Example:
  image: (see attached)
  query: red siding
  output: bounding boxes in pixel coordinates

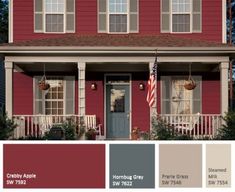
[202,74,221,114]
[13,0,223,43]
[13,72,33,115]
[132,74,150,132]
[139,0,222,42]
[85,73,104,132]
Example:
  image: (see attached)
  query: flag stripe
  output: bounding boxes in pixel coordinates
[146,74,156,107]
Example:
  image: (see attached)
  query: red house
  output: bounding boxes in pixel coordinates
[0,0,233,139]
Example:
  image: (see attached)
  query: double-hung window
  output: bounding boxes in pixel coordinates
[98,0,139,33]
[161,76,201,114]
[34,76,75,115]
[45,0,65,32]
[161,0,201,33]
[109,0,128,33]
[34,0,75,33]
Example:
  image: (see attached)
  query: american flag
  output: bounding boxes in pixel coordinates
[146,56,157,108]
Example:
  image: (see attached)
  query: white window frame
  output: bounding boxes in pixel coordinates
[34,76,66,115]
[44,0,66,33]
[170,0,193,33]
[107,0,130,34]
[161,76,202,114]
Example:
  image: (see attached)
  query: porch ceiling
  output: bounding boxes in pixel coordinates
[15,62,77,72]
[158,63,219,72]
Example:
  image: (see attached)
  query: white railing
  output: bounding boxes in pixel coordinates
[159,114,222,138]
[12,115,101,139]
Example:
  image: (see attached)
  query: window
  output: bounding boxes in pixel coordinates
[172,0,191,32]
[161,76,201,114]
[109,0,128,33]
[45,0,65,32]
[34,76,75,115]
[98,0,139,33]
[34,0,75,33]
[161,0,201,33]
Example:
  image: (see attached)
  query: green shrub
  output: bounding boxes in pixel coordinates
[0,112,17,140]
[216,111,235,140]
[150,116,193,140]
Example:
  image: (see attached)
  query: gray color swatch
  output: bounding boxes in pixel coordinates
[110,144,155,188]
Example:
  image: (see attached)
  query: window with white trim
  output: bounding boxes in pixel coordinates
[109,0,128,33]
[34,0,75,33]
[161,76,201,114]
[161,0,201,33]
[98,0,139,33]
[34,76,75,115]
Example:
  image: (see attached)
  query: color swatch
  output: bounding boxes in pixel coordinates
[159,144,202,188]
[109,144,155,188]
[206,144,231,188]
[3,144,105,188]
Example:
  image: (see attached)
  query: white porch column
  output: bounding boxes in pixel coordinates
[5,61,13,118]
[220,61,229,115]
[78,62,86,116]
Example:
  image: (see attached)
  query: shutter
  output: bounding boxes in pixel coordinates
[192,76,201,113]
[161,0,170,33]
[98,0,107,33]
[161,76,171,114]
[129,0,139,33]
[34,0,43,32]
[66,0,75,32]
[65,76,75,114]
[192,0,201,32]
[34,76,43,114]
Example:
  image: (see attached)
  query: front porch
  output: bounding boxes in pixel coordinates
[4,54,229,140]
[12,114,222,139]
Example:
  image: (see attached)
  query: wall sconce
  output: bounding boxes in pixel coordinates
[91,83,97,90]
[139,83,144,90]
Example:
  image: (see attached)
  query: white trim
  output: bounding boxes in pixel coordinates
[104,73,132,139]
[8,0,13,43]
[4,56,230,64]
[220,62,229,115]
[78,62,86,116]
[5,61,13,117]
[222,0,227,43]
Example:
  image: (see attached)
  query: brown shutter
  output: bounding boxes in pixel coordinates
[66,0,75,32]
[34,0,43,32]
[98,0,107,33]
[192,0,202,32]
[161,0,170,33]
[129,0,139,33]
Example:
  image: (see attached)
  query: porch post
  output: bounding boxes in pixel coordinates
[78,62,86,116]
[5,61,13,118]
[220,61,229,115]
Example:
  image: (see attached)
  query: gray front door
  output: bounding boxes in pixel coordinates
[106,85,130,139]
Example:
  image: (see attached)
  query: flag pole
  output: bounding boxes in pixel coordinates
[153,50,158,115]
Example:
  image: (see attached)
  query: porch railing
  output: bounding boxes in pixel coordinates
[12,115,99,139]
[159,114,222,138]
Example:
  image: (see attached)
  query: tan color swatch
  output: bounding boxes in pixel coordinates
[159,144,202,188]
[206,144,231,188]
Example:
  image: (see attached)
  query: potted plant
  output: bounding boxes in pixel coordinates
[139,131,150,140]
[85,128,97,140]
[38,76,50,91]
[184,77,196,90]
[131,126,140,140]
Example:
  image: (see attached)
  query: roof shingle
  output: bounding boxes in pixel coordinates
[1,34,229,47]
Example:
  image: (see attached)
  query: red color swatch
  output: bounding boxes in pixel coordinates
[3,144,105,188]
